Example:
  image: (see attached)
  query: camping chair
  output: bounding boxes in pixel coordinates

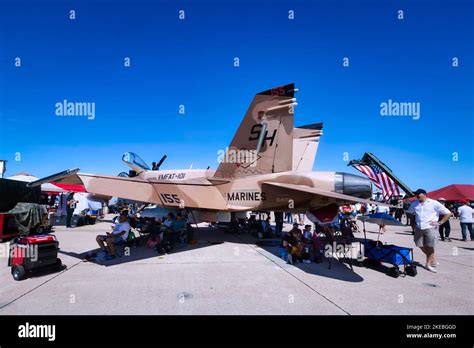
[320,228,355,270]
[114,230,137,257]
[174,229,188,249]
[125,230,137,247]
[137,218,155,239]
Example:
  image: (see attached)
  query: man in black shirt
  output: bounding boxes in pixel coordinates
[280,229,302,264]
[66,192,77,228]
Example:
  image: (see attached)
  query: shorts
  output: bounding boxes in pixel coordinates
[414,228,437,248]
[98,235,123,244]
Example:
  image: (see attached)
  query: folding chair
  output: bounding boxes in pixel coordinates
[174,229,188,249]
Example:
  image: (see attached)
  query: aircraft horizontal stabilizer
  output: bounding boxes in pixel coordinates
[26,168,80,188]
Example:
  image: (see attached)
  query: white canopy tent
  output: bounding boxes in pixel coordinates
[7,173,65,193]
[72,192,102,215]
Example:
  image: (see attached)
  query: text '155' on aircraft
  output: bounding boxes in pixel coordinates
[35,83,383,224]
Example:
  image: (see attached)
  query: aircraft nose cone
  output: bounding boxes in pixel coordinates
[335,172,372,199]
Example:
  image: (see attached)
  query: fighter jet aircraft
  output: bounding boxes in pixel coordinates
[41,83,380,223]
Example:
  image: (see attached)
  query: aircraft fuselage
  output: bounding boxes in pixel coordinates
[138,169,371,213]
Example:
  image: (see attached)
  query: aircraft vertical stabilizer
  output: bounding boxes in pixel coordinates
[214,83,297,178]
[292,123,323,172]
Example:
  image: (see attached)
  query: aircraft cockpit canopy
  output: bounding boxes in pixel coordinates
[122,152,150,172]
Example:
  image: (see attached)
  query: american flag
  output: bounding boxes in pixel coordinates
[353,163,401,200]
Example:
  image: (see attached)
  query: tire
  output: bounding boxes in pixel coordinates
[12,265,26,281]
[406,265,417,277]
[54,258,62,271]
[363,258,377,267]
[388,267,401,278]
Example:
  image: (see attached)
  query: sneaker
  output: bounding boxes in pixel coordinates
[446,238,452,242]
[431,262,439,267]
[426,265,437,273]
[462,239,467,242]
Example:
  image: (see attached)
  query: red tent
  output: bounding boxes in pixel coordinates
[408,184,474,201]
[51,182,86,193]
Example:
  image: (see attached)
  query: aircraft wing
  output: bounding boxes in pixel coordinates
[262,182,390,206]
[55,172,228,210]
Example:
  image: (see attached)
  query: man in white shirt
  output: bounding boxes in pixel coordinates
[96,214,131,258]
[406,189,451,273]
[163,213,175,229]
[457,200,473,241]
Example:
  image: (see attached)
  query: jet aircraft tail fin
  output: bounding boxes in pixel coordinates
[214,83,297,178]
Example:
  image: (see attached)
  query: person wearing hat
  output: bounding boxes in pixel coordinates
[406,189,451,273]
[457,199,473,241]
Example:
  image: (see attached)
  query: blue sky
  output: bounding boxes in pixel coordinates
[0,0,473,191]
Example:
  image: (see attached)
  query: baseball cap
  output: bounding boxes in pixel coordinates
[414,189,427,195]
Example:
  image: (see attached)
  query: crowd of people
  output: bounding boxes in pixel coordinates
[277,191,473,273]
[280,223,315,265]
[90,193,473,273]
[93,209,192,260]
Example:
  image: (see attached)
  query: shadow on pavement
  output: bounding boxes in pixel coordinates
[243,237,365,282]
[58,227,226,267]
[395,231,415,236]
[59,227,408,283]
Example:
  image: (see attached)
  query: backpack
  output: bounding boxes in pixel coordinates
[146,234,161,249]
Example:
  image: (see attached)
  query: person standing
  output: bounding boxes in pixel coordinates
[406,189,451,273]
[438,199,452,242]
[403,200,412,226]
[395,199,404,222]
[438,217,452,242]
[457,200,473,241]
[302,224,313,243]
[66,192,77,228]
[274,212,284,237]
